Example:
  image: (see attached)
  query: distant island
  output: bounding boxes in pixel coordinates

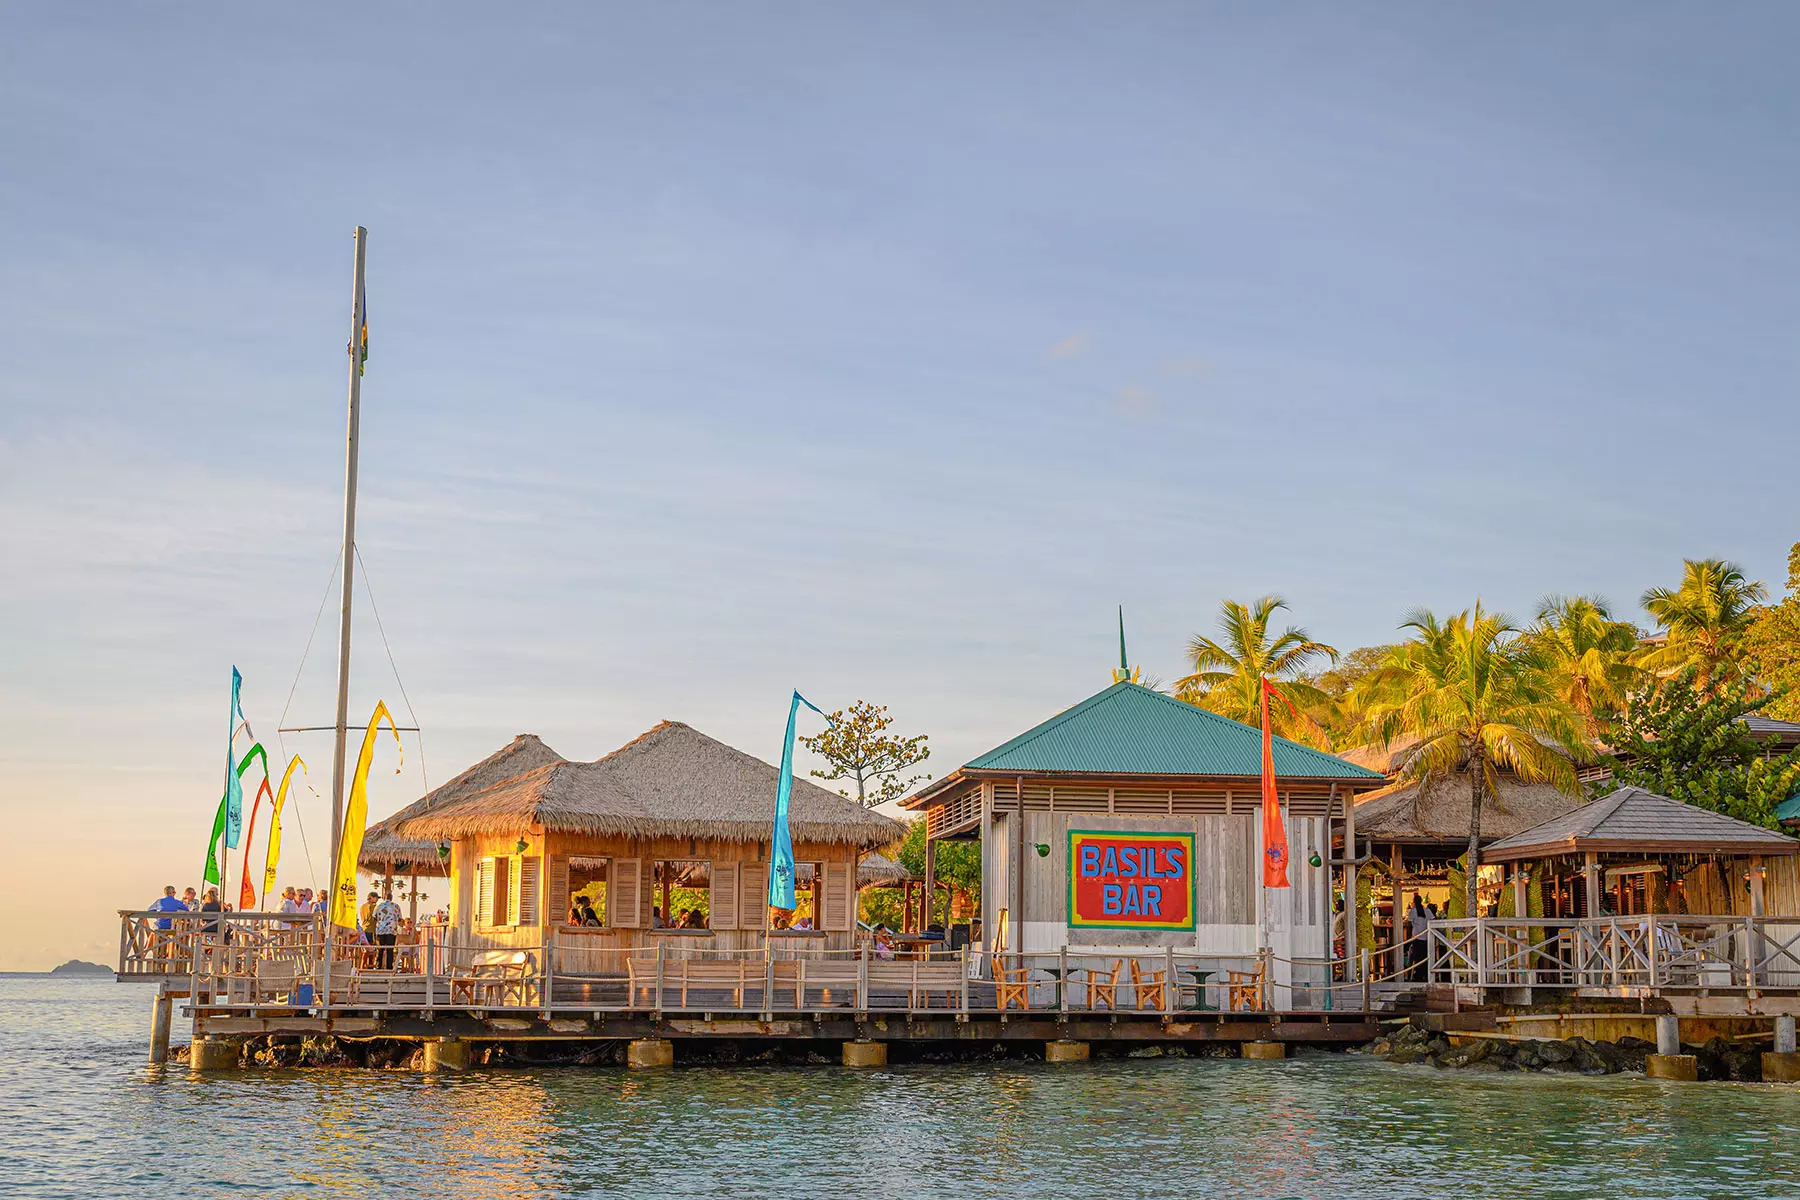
[48,960,112,976]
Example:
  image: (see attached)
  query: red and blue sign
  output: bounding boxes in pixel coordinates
[1067,829,1195,931]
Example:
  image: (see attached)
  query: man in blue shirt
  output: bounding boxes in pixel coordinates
[149,885,188,931]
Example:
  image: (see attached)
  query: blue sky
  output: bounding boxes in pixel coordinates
[3,5,1798,967]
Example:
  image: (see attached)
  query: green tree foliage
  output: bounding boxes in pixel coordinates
[1527,595,1644,737]
[1744,542,1800,723]
[857,819,982,929]
[799,700,930,807]
[1638,558,1767,691]
[1358,603,1587,916]
[1175,595,1337,746]
[1609,669,1800,830]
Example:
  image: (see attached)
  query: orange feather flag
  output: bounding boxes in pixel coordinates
[1260,676,1295,888]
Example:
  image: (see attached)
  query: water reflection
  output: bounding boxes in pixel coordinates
[5,980,1800,1200]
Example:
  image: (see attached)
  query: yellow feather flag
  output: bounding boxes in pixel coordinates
[263,755,309,899]
[330,702,403,929]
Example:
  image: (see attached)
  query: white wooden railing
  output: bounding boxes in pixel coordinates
[1427,915,1800,991]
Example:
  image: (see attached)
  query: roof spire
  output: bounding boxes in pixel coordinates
[1113,606,1136,684]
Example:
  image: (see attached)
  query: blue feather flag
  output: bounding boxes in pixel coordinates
[767,690,824,911]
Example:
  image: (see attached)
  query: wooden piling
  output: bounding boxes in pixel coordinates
[148,984,173,1065]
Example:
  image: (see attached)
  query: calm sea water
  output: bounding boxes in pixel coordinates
[3,977,1799,1200]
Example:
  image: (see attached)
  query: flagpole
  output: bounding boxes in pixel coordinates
[324,225,368,1010]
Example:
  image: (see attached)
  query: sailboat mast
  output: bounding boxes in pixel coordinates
[328,226,368,916]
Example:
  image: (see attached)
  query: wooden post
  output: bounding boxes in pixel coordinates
[149,983,173,1064]
[1013,775,1026,972]
[921,835,937,930]
[1164,945,1176,1013]
[1389,844,1403,974]
[1360,948,1371,1013]
[408,871,418,926]
[1583,852,1601,917]
[321,225,368,1017]
[1341,785,1357,981]
[654,939,665,1014]
[1059,945,1068,1014]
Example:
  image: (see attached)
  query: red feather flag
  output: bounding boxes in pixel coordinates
[1260,676,1296,888]
[239,775,272,910]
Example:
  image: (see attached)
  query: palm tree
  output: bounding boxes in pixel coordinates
[1529,595,1643,737]
[1638,558,1767,691]
[1359,603,1585,917]
[1175,596,1337,745]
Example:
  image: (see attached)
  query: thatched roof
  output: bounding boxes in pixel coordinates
[857,852,911,887]
[358,826,448,877]
[360,734,567,875]
[394,721,905,849]
[1351,774,1586,845]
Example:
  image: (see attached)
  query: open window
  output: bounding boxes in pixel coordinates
[650,860,711,930]
[567,856,609,926]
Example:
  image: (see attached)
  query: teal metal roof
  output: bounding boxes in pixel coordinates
[1778,791,1800,826]
[963,682,1383,780]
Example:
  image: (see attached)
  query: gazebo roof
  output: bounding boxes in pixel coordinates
[1482,786,1799,862]
[908,681,1378,806]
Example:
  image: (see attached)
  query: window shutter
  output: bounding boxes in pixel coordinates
[492,856,512,927]
[611,858,643,928]
[547,857,569,926]
[741,863,768,930]
[476,858,495,928]
[711,863,740,930]
[823,860,854,932]
[517,856,541,927]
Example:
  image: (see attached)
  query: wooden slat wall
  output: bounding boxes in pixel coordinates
[975,777,1344,817]
[1194,814,1257,926]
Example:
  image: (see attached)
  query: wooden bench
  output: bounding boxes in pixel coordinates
[449,950,534,1006]
[868,959,964,1010]
[627,955,757,1008]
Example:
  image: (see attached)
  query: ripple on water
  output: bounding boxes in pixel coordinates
[4,979,1800,1199]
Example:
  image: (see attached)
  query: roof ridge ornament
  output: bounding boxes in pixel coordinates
[1112,606,1140,684]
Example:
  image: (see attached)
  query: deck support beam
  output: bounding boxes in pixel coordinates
[842,1040,887,1067]
[1766,1016,1800,1082]
[149,984,174,1065]
[190,1036,240,1071]
[424,1038,471,1071]
[627,1038,674,1069]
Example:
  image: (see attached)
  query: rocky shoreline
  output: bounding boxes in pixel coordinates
[1365,1023,1770,1081]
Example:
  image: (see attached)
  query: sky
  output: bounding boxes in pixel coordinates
[2,5,1798,970]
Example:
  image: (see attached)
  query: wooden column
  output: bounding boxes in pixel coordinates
[1584,852,1601,917]
[921,835,937,930]
[1511,867,1528,922]
[1013,776,1026,962]
[1341,785,1357,979]
[1389,844,1403,962]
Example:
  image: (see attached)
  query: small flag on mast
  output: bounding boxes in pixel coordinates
[768,690,825,912]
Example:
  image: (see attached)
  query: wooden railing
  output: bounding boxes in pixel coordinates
[123,911,1383,1017]
[1427,915,1800,992]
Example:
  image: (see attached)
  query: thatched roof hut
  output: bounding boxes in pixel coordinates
[857,852,911,888]
[1352,775,1586,846]
[360,733,567,877]
[394,721,903,848]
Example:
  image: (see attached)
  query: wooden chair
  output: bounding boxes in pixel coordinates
[1129,958,1167,1011]
[992,954,1031,1011]
[1227,961,1266,1012]
[1078,960,1121,1010]
[450,950,533,1006]
[251,958,301,1005]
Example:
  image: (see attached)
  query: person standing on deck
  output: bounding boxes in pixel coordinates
[149,886,187,931]
[359,891,379,938]
[1406,896,1431,982]
[372,890,402,969]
